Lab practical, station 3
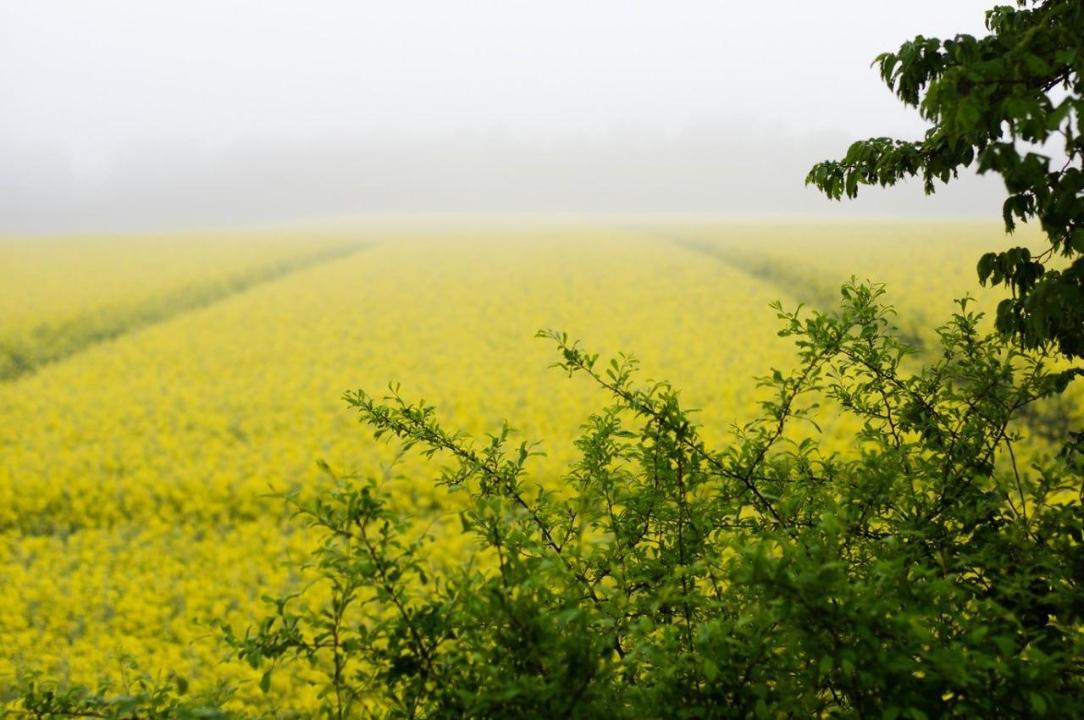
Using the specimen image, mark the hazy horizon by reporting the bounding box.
[2,1,1005,234]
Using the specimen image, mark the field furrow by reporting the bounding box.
[1,239,367,381]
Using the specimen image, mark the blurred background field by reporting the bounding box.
[0,219,1069,713]
[0,231,366,381]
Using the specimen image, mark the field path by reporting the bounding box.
[662,233,929,351]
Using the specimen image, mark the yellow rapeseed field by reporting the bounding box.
[0,230,365,381]
[0,220,1067,714]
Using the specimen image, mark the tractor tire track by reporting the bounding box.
[1,242,369,382]
[669,236,928,351]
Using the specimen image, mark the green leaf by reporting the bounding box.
[977,253,997,285]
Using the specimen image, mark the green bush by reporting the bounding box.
[12,281,1083,718]
[220,282,1081,719]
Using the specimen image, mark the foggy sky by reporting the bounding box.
[1,1,1005,233]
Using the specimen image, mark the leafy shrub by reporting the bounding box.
[245,283,1083,718]
[11,670,236,719]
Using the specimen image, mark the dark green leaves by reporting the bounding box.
[258,670,272,695]
[13,671,236,719]
[809,0,1084,358]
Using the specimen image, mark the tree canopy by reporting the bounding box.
[807,0,1084,358]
